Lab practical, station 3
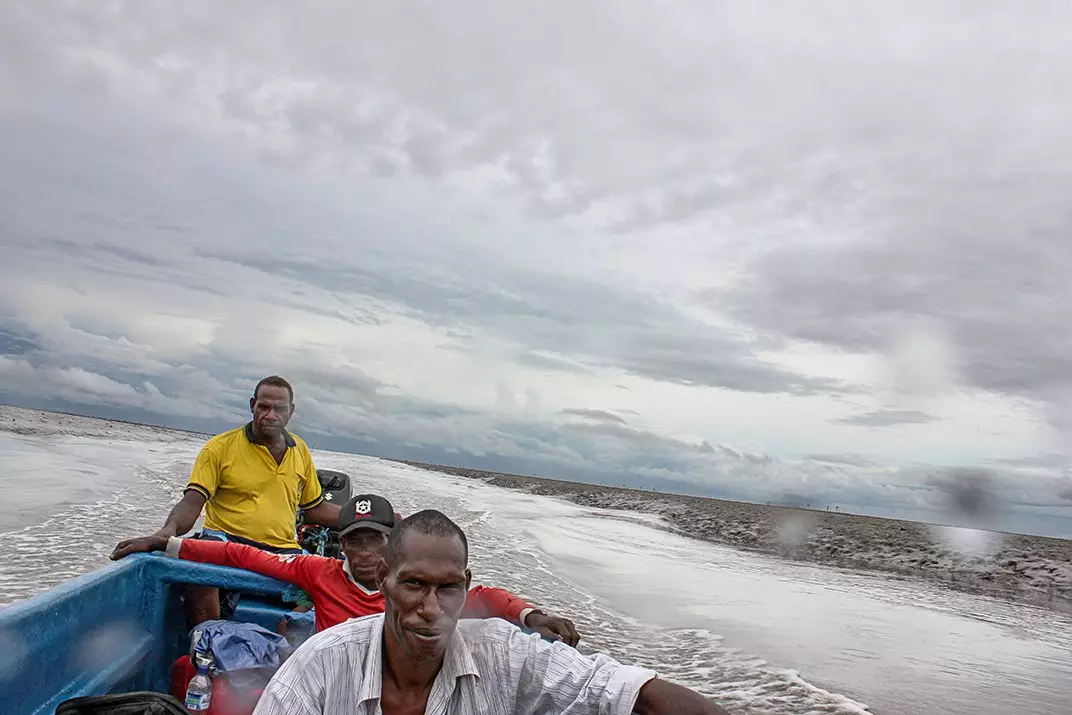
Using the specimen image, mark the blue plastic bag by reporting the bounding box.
[189,620,292,689]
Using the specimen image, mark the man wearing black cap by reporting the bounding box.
[136,494,580,645]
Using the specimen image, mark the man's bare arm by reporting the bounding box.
[157,490,208,537]
[111,490,207,560]
[633,678,728,715]
[302,500,342,527]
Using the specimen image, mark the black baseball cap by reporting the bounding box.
[337,494,396,538]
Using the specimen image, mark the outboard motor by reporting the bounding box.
[316,469,352,506]
[297,469,353,558]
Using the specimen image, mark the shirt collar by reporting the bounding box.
[341,556,379,595]
[356,615,481,709]
[243,421,296,448]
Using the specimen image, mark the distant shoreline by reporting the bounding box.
[396,460,1072,613]
[0,404,211,441]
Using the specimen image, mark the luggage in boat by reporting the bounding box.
[169,619,290,714]
[55,692,187,715]
[189,619,290,682]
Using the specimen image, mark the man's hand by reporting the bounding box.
[633,678,728,715]
[111,534,169,561]
[524,611,581,647]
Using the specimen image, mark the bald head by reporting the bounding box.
[385,509,468,569]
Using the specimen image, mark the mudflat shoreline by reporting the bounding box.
[398,460,1072,611]
[0,404,208,442]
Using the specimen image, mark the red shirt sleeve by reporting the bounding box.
[461,585,533,626]
[176,539,325,594]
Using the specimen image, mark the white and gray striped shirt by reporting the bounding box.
[252,614,657,715]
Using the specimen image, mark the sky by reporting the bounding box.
[2,1,1072,536]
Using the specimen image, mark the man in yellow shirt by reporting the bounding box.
[111,376,342,627]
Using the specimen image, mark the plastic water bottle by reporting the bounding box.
[184,653,213,712]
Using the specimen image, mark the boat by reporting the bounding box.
[0,469,355,715]
[0,552,293,715]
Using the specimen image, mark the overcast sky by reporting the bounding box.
[2,1,1072,536]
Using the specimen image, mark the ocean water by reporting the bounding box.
[1,428,1070,714]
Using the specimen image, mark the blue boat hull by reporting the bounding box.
[0,554,293,715]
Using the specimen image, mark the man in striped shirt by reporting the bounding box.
[253,509,729,715]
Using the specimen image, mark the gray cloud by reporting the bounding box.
[1,101,857,399]
[0,328,38,356]
[987,454,1072,469]
[0,355,236,421]
[508,351,593,376]
[52,240,171,270]
[561,408,629,425]
[725,221,1072,404]
[8,0,1056,405]
[5,1,1067,395]
[711,32,1072,422]
[832,409,940,428]
[198,248,855,397]
[805,454,878,468]
[9,1,1071,228]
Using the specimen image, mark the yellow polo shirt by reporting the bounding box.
[185,423,324,550]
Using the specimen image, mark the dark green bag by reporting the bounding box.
[55,692,187,715]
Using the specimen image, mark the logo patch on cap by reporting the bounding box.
[355,500,372,515]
